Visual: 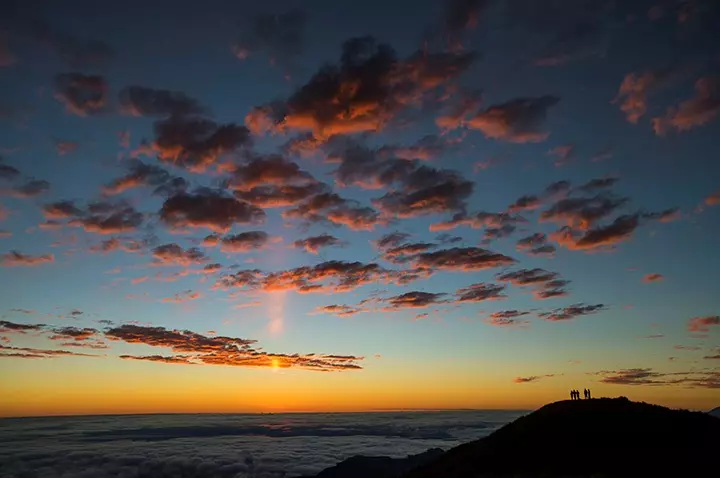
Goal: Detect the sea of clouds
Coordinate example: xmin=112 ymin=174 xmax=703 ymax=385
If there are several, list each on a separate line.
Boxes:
xmin=0 ymin=410 xmax=523 ymax=477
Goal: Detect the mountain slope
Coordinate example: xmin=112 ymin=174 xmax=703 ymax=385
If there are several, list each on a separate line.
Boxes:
xmin=405 ymin=397 xmax=720 ymax=478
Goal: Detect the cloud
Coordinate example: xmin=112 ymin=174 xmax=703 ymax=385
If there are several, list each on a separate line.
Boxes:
xmin=212 ymin=231 xmax=270 ymax=253
xmin=410 ymin=247 xmax=516 ymax=271
xmin=137 ymin=116 xmax=252 ymax=171
xmin=674 ymin=345 xmax=701 ymax=351
xmin=160 ymin=190 xmax=265 ymax=233
xmin=103 ymin=160 xmax=186 ymax=196
xmin=292 ymin=234 xmax=343 ymax=254
xmin=653 ymin=76 xmax=720 ymax=134
xmin=704 ymin=190 xmax=720 ymax=206
xmin=48 ymin=327 xmax=98 ymax=341
xmin=435 ymin=89 xmax=483 ymax=130
xmin=233 ymin=10 xmax=306 ymax=67
xmin=381 ymin=242 xmax=437 ymax=264
xmin=53 ymin=73 xmax=108 ymax=116
xmin=314 ymin=304 xmax=367 ymax=318
xmin=507 ymin=195 xmax=541 ymax=213
xmin=382 ymin=291 xmax=447 ymax=310
xmin=68 ymin=200 xmax=144 ymax=234
xmin=283 ymin=192 xmax=382 ymax=230
xmin=541 ymin=193 xmax=628 ymax=229
xmin=1 ymin=251 xmax=54 ymax=267
xmin=548 ymin=144 xmax=576 ymax=167
xmin=430 ymin=211 xmax=524 ymax=233
xmin=42 ymin=200 xmax=83 ymax=219
xmin=515 ymin=233 xmax=556 ymax=257
xmin=161 ymin=290 xmax=203 ymax=303
xmin=89 ymin=237 xmax=146 ymax=254
xmin=594 ymin=368 xmax=719 ymax=389
xmin=55 ymin=140 xmax=79 ymax=155
xmin=687 ymin=315 xmax=719 ymax=333
xmin=443 ymin=0 xmax=488 ymax=36
xmin=245 ymin=36 xmax=475 ymax=138
xmin=642 ymin=273 xmax=664 ymax=283
xmin=466 ymin=96 xmax=560 ymax=142
xmin=455 ymin=282 xmax=506 ymax=302
xmin=107 ymin=324 xmax=362 ymax=371
xmin=614 ymin=67 xmax=679 ymax=123
xmin=0 ymin=344 xmax=98 ymax=358
xmin=0 ymin=320 xmax=45 ymax=333
xmin=10 ymin=179 xmax=50 ymax=197
xmin=152 ymin=244 xmax=208 ymax=266
xmin=495 ymin=268 xmax=570 ymax=300
xmin=513 ymin=374 xmax=556 ymax=383
xmin=0 ymin=157 xmax=20 ymax=181
xmin=484 ymin=310 xmax=531 ymax=328
xmin=119 ymin=86 xmax=207 ymax=117
xmin=539 ymin=303 xmax=605 ymax=321
xmin=578 ymin=177 xmax=620 ymax=192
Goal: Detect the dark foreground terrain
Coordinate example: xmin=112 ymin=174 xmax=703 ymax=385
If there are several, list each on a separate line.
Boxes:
xmin=305 ymin=397 xmax=720 ymax=478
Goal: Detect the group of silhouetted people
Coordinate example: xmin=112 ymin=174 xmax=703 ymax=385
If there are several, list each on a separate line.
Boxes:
xmin=570 ymin=389 xmax=592 ymax=400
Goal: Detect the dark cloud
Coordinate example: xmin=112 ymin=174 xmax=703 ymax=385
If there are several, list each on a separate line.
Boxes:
xmin=138 ymin=116 xmax=252 ymax=172
xmin=382 ymin=291 xmax=448 ymax=310
xmin=0 ymin=320 xmax=45 ymax=333
xmin=653 ymin=76 xmax=720 ymax=135
xmin=314 ymin=304 xmax=368 ymax=318
xmin=515 ymin=233 xmax=556 ymax=257
xmin=541 ymin=193 xmax=628 ymax=229
xmin=687 ymin=315 xmax=719 ymax=333
xmin=443 ymin=0 xmax=488 ymax=36
xmin=152 ymin=244 xmax=208 ymax=266
xmin=330 ymin=140 xmax=474 ymax=218
xmin=55 ymin=140 xmax=79 ymax=156
xmin=410 ymin=246 xmax=516 ymax=271
xmin=89 ymin=237 xmax=147 ymax=254
xmin=53 ymin=73 xmax=107 ymax=116
xmin=160 ymin=190 xmax=265 ymax=233
xmin=42 ymin=200 xmax=83 ymax=219
xmin=430 ymin=211 xmax=524 ymax=232
xmin=496 ymin=268 xmax=570 ymax=300
xmin=378 ymin=135 xmax=452 ymax=161
xmin=0 ymin=157 xmax=20 ymax=181
xmin=513 ymin=374 xmax=556 ymax=383
xmin=578 ymin=177 xmax=620 ymax=192
xmin=69 ymin=200 xmax=144 ymax=234
xmin=212 ymin=231 xmax=270 ymax=253
xmin=381 ymin=242 xmax=437 ymax=264
xmin=467 ymin=96 xmax=560 ymax=142
xmin=485 ymin=310 xmax=531 ymax=327
xmin=103 ymin=160 xmax=186 ymax=196
xmin=1 ymin=251 xmax=54 ymax=267
xmin=539 ymin=303 xmax=605 ymax=321
xmin=11 ymin=179 xmax=50 ymax=197
xmin=161 ymin=290 xmax=203 ymax=303
xmin=107 ymin=324 xmax=362 ymax=371
xmin=48 ymin=326 xmax=98 ymax=341
xmin=455 ymin=282 xmax=506 ymax=302
xmin=233 ymin=10 xmax=306 ymax=67
xmin=594 ymin=368 xmax=720 ymax=389
xmin=119 ymin=86 xmax=207 ymax=117
xmin=292 ymin=234 xmax=343 ymax=254
xmin=283 ymin=192 xmax=382 ymax=230
xmin=374 ymin=232 xmax=412 ymax=250
xmin=0 ymin=344 xmax=98 ymax=358
xmin=246 ymin=36 xmax=475 ymax=138
xmin=507 ymin=195 xmax=541 ymax=213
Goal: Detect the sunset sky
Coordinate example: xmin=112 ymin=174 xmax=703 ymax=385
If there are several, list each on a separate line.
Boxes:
xmin=0 ymin=0 xmax=718 ymax=417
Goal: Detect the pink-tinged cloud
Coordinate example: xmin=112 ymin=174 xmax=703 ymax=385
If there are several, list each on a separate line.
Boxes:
xmin=455 ymin=282 xmax=506 ymax=302
xmin=687 ymin=315 xmax=719 ymax=333
xmin=614 ymin=67 xmax=678 ymax=123
xmin=161 ymin=290 xmax=203 ymax=303
xmin=642 ymin=273 xmax=664 ymax=283
xmin=653 ymin=77 xmax=720 ymax=135
xmin=42 ymin=200 xmax=83 ymax=219
xmin=55 ymin=140 xmax=79 ymax=155
xmin=410 ymin=247 xmax=516 ymax=271
xmin=292 ymin=234 xmax=343 ymax=254
xmin=484 ymin=310 xmax=531 ymax=328
xmin=539 ymin=303 xmax=605 ymax=321
xmin=1 ymin=251 xmax=54 ymax=267
xmin=152 ymin=243 xmax=208 ymax=267
xmin=466 ymin=96 xmax=560 ymax=143
xmin=53 ymin=73 xmax=108 ymax=116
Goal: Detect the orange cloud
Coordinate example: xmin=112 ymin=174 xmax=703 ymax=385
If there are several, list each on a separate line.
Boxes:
xmin=687 ymin=316 xmax=719 ymax=333
xmin=642 ymin=273 xmax=664 ymax=283
xmin=1 ymin=251 xmax=54 ymax=267
xmin=466 ymin=96 xmax=560 ymax=142
xmin=653 ymin=77 xmax=720 ymax=135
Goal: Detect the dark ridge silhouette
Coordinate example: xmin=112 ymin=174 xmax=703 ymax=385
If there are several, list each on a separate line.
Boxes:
xmin=299 ymin=448 xmax=444 ymax=478
xmin=403 ymin=397 xmax=720 ymax=478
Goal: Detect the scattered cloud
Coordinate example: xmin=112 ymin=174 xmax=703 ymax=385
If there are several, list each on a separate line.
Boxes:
xmin=642 ymin=273 xmax=664 ymax=283
xmin=161 ymin=290 xmax=203 ymax=303
xmin=484 ymin=310 xmax=531 ymax=328
xmin=53 ymin=73 xmax=107 ymax=116
xmin=614 ymin=67 xmax=679 ymax=123
xmin=1 ymin=251 xmax=54 ymax=267
xmin=152 ymin=244 xmax=208 ymax=266
xmin=292 ymin=234 xmax=343 ymax=254
xmin=539 ymin=303 xmax=605 ymax=321
xmin=467 ymin=96 xmax=560 ymax=142
xmin=687 ymin=315 xmax=719 ymax=333
xmin=119 ymin=86 xmax=207 ymax=117
xmin=653 ymin=76 xmax=720 ymax=134
xmin=455 ymin=282 xmax=506 ymax=302
xmin=594 ymin=368 xmax=719 ymax=389
xmin=160 ymin=190 xmax=265 ymax=233
xmin=513 ymin=374 xmax=556 ymax=383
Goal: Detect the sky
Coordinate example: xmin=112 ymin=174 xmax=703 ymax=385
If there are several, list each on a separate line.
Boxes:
xmin=0 ymin=0 xmax=718 ymax=417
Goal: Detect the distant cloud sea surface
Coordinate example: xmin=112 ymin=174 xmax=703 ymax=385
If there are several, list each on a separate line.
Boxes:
xmin=0 ymin=411 xmax=522 ymax=477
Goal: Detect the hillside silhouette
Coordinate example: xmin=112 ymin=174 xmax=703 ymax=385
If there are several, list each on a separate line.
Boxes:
xmin=403 ymin=397 xmax=720 ymax=478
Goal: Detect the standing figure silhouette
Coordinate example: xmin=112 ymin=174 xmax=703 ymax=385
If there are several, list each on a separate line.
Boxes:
xmin=588 ymin=389 xmax=592 ymax=399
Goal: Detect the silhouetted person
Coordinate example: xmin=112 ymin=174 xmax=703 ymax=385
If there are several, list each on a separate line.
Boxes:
xmin=587 ymin=389 xmax=592 ymax=399
xmin=583 ymin=389 xmax=588 ymax=399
